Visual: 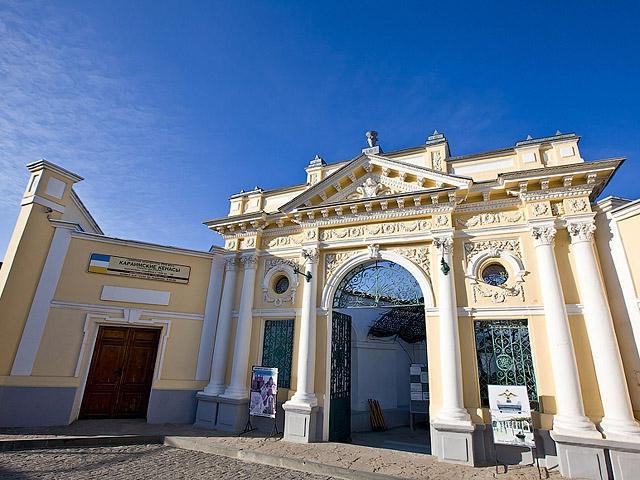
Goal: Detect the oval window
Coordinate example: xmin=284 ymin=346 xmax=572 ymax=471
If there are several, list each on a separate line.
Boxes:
xmin=274 ymin=275 xmax=290 ymax=294
xmin=481 ymin=263 xmax=508 ymax=286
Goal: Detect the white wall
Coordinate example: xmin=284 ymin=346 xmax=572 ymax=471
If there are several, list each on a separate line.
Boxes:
xmin=334 ymin=307 xmax=428 ymax=431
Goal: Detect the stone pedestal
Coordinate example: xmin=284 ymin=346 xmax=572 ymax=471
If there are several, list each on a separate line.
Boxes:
xmin=430 ymin=422 xmax=476 ymax=466
xmin=552 ymin=433 xmax=608 ymax=480
xmin=282 ymin=402 xmax=319 ymax=443
xmin=194 ymin=392 xmax=219 ymax=429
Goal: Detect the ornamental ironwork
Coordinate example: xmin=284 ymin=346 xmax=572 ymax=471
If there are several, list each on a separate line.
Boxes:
xmin=261 ymin=319 xmax=294 ymax=388
xmin=474 ymin=320 xmax=539 ymax=410
xmin=333 ymin=260 xmax=424 ymax=308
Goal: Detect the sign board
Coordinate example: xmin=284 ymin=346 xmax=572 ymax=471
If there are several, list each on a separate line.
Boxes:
xmin=409 ymin=363 xmax=429 ymax=414
xmin=488 ymin=385 xmax=535 ymax=447
xmin=88 ymin=253 xmax=191 ymax=284
xmin=249 ymin=366 xmax=278 ymax=418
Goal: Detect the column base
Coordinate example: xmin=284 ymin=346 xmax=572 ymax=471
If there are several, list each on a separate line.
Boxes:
xmin=552 ymin=414 xmax=602 ymax=439
xmin=430 ymin=421 xmax=477 ymax=466
xmin=201 ymin=383 xmax=225 ymax=397
xmin=220 ymin=385 xmax=249 ymax=400
xmin=194 ymin=393 xmax=248 ymax=433
xmin=282 ymin=401 xmax=319 ymax=443
xmin=600 ymin=416 xmax=640 ymax=442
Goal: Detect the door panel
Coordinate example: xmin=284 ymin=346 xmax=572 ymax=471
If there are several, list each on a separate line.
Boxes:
xmin=80 ymin=326 xmax=160 ymax=419
xmin=329 ymin=311 xmax=352 ymax=442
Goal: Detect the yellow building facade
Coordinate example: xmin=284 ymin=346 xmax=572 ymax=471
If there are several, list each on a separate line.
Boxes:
xmin=2 ymin=131 xmax=640 ymax=479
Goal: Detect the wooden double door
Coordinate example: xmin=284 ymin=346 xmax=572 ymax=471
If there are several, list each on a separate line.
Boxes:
xmin=80 ymin=326 xmax=160 ymax=419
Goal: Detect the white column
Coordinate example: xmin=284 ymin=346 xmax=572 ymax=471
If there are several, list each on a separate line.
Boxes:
xmin=288 ymin=248 xmax=319 ymax=407
xmin=11 ymin=224 xmax=73 ymax=375
xmin=567 ymin=217 xmax=640 ymax=441
xmin=202 ymin=257 xmax=238 ymax=395
xmin=196 ymin=255 xmax=225 ymax=381
xmin=222 ymin=253 xmax=257 ymax=399
xmin=433 ymin=233 xmax=472 ymax=426
xmin=529 ymin=221 xmax=599 ymax=438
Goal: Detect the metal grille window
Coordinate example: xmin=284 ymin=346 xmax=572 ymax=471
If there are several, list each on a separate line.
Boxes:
xmin=333 ymin=260 xmax=424 ymax=308
xmin=474 ymin=320 xmax=539 ymax=410
xmin=261 ymin=319 xmax=294 ymax=389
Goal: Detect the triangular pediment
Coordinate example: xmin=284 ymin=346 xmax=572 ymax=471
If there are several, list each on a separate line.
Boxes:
xmin=280 ymin=152 xmax=471 ymax=213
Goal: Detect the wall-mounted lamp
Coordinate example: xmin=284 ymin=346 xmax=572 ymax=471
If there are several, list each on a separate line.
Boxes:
xmin=293 ymin=266 xmax=312 ymax=283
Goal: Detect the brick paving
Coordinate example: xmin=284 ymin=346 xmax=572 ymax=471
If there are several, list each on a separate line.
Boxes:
xmin=0 ymin=444 xmax=336 ymax=480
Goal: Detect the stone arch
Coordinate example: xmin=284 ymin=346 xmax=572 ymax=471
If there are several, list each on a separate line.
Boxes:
xmin=465 ymin=247 xmax=526 ymax=283
xmin=320 ymin=247 xmax=435 ymax=441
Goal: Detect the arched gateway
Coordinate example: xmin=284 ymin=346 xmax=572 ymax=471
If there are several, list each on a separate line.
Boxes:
xmin=321 ymin=251 xmax=434 ymax=445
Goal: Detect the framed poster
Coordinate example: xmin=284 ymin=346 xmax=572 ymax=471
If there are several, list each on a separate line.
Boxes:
xmin=488 ymin=385 xmax=535 ymax=447
xmin=249 ymin=366 xmax=278 ymax=418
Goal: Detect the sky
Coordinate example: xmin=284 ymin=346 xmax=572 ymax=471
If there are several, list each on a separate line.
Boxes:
xmin=1 ymin=1 xmax=639 ymax=255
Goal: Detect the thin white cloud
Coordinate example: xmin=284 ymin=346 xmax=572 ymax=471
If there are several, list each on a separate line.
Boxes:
xmin=0 ymin=1 xmax=212 ymax=254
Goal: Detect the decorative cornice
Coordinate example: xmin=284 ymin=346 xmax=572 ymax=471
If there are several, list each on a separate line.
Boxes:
xmin=455 ymin=198 xmax=521 ymax=213
xmin=516 ymin=184 xmax=594 ymax=202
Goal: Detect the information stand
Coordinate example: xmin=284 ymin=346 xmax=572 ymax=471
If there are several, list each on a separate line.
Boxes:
xmin=240 ymin=366 xmax=279 ymax=436
xmin=409 ymin=363 xmax=429 ymax=430
xmin=488 ymin=385 xmax=546 ymax=479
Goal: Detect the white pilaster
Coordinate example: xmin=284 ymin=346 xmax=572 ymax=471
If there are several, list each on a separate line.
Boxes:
xmin=287 ymin=248 xmax=319 ymax=407
xmin=221 ymin=253 xmax=257 ymax=399
xmin=566 ymin=217 xmax=640 ymax=441
xmin=11 ymin=223 xmax=74 ymax=375
xmin=432 ymin=232 xmax=472 ymax=426
xmin=529 ymin=221 xmax=599 ymax=438
xmin=202 ymin=256 xmax=238 ymax=395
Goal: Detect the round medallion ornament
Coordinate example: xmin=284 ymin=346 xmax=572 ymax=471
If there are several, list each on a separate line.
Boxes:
xmin=496 ymin=354 xmax=513 ymax=371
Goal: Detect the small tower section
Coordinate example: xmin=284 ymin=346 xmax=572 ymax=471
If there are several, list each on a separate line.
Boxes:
xmin=425 ymin=130 xmax=450 ymax=173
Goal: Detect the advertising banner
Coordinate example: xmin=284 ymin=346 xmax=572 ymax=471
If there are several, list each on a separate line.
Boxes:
xmin=249 ymin=366 xmax=278 ymax=418
xmin=488 ymin=385 xmax=535 ymax=447
xmin=88 ymin=253 xmax=191 ymax=284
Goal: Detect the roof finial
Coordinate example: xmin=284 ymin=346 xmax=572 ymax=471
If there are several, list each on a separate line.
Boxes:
xmin=308 ymin=154 xmax=326 ymax=167
xmin=526 ymin=134 xmax=533 ymax=140
xmin=366 ymin=130 xmax=378 ymax=148
xmin=555 ymin=129 xmax=562 ymax=135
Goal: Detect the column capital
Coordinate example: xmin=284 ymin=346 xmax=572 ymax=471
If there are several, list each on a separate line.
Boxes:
xmin=433 ymin=233 xmax=454 ymax=254
xmin=224 ymin=256 xmax=239 ymax=271
xmin=239 ymin=253 xmax=258 ymax=269
xmin=566 ymin=218 xmax=596 ymax=244
xmin=529 ymin=222 xmax=557 ymax=247
xmin=301 ymin=247 xmax=319 ymax=264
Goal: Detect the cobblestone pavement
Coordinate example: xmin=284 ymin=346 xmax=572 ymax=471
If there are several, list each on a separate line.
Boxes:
xmin=0 ymin=445 xmax=336 ymax=480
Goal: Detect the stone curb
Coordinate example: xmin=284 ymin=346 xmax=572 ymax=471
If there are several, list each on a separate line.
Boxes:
xmin=164 ymin=436 xmax=403 ymax=480
xmin=0 ymin=435 xmax=164 ymax=452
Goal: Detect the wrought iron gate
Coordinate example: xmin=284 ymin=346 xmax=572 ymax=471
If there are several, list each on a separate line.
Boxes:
xmin=474 ymin=319 xmax=539 ymax=410
xmin=329 ymin=311 xmax=352 ymax=442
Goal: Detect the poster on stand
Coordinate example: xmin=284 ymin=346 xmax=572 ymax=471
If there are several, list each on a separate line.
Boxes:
xmin=249 ymin=366 xmax=278 ymax=418
xmin=488 ymin=385 xmax=535 ymax=447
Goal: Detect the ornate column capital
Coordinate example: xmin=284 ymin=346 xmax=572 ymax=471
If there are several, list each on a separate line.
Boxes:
xmin=530 ymin=224 xmax=557 ymax=247
xmin=301 ymin=247 xmax=319 ymax=264
xmin=367 ymin=243 xmax=381 ymax=259
xmin=240 ymin=253 xmax=258 ymax=269
xmin=224 ymin=256 xmax=238 ymax=272
xmin=433 ymin=234 xmax=454 ymax=254
xmin=567 ymin=219 xmax=596 ymax=244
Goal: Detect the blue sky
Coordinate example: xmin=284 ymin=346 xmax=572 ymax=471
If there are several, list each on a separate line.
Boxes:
xmin=1 ymin=1 xmax=639 ymax=254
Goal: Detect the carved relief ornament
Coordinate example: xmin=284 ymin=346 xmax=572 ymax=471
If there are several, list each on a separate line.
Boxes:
xmin=567 ymin=220 xmax=596 ymax=243
xmin=530 ymin=225 xmax=557 ymax=246
xmin=456 ymin=211 xmax=523 ymax=228
xmin=433 ymin=235 xmax=454 ymax=254
xmin=320 ymin=219 xmax=432 ymax=241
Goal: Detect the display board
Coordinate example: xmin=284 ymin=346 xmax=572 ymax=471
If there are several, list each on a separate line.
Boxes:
xmin=409 ymin=363 xmax=429 ymax=414
xmin=488 ymin=385 xmax=535 ymax=447
xmin=249 ymin=366 xmax=278 ymax=418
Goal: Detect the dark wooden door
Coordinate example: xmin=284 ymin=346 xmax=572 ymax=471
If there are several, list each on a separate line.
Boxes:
xmin=80 ymin=326 xmax=160 ymax=419
xmin=329 ymin=311 xmax=351 ymax=442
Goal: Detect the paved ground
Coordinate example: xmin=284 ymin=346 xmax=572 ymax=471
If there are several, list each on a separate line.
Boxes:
xmin=0 ymin=420 xmax=559 ymax=479
xmin=0 ymin=444 xmax=336 ymax=480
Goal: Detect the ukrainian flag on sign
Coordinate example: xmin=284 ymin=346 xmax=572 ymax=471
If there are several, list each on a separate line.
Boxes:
xmin=88 ymin=253 xmax=110 ymax=273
